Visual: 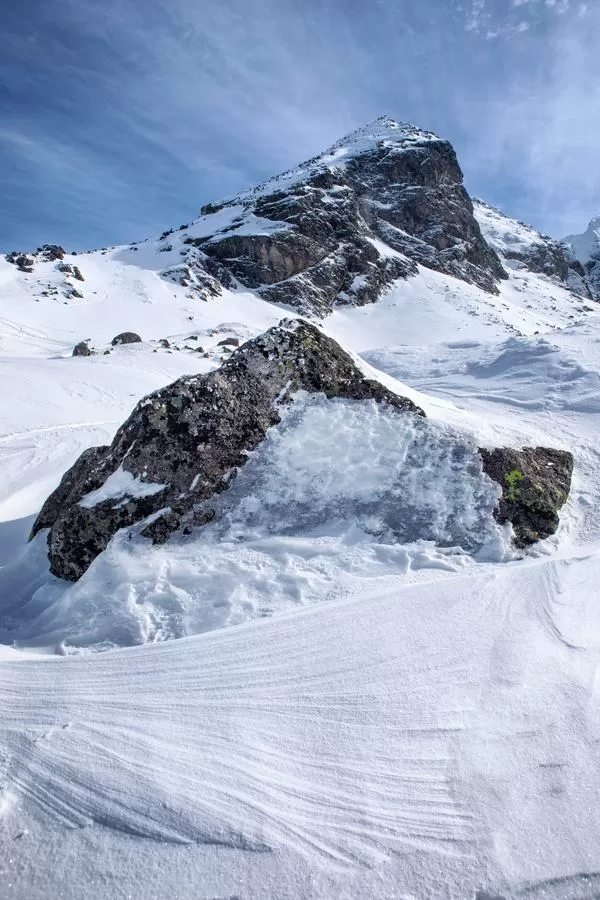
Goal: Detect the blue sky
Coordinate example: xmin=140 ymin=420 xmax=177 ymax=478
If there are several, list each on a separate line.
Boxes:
xmin=1 ymin=0 xmax=598 ymax=250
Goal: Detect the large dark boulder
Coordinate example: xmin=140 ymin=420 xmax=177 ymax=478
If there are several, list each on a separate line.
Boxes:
xmin=479 ymin=446 xmax=573 ymax=546
xmin=111 ymin=332 xmax=142 ymax=346
xmin=72 ymin=341 xmax=91 ymax=357
xmin=31 ymin=320 xmax=424 ymax=581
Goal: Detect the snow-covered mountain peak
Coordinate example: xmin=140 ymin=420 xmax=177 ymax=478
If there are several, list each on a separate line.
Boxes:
xmin=562 ymin=217 xmax=600 ymax=299
xmin=182 ymin=117 xmax=506 ymax=309
xmin=320 ymin=114 xmax=440 ymax=157
xmin=563 ymin=216 xmax=600 ymax=263
xmin=217 ymin=116 xmax=441 ymax=209
xmin=473 ymin=198 xmax=599 ymax=299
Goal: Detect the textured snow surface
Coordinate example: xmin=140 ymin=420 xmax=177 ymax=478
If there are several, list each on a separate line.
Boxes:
xmin=473 ymin=198 xmax=552 ymax=256
xmin=4 ymin=545 xmax=600 ymax=899
xmin=2 ymin=206 xmax=600 ymax=897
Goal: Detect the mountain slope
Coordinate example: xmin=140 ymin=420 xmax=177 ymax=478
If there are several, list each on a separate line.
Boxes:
xmin=3 ymin=118 xmax=600 ymax=899
xmin=473 ymin=197 xmax=600 ymax=302
xmin=564 ymin=215 xmax=600 ymax=262
xmin=4 ymin=117 xmax=507 ymax=321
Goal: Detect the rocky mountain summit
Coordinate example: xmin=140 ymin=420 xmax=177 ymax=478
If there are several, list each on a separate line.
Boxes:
xmin=32 ymin=320 xmax=572 ymax=581
xmin=150 ymin=118 xmax=598 ymax=313
xmin=176 ymin=117 xmax=506 ymax=315
xmin=7 ymin=117 xmax=597 ymax=318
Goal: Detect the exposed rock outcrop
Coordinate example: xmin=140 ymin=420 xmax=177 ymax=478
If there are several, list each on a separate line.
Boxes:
xmin=31 ymin=320 xmax=424 ymax=580
xmin=33 ymin=320 xmax=574 ymax=579
xmin=59 ymin=263 xmax=85 ymax=281
xmin=111 ymin=332 xmax=142 ymax=346
xmin=37 ymin=244 xmax=66 ymax=262
xmin=72 ymin=341 xmax=92 ymax=357
xmin=479 ymin=446 xmax=573 ymax=546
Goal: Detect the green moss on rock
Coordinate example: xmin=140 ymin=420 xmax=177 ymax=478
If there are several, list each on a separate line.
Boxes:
xmin=479 ymin=447 xmax=573 ymax=547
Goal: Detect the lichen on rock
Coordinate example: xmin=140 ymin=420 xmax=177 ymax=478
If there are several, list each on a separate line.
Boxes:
xmin=479 ymin=446 xmax=573 ymax=546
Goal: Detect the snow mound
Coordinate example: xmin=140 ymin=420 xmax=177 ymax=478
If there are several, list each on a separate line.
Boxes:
xmin=365 ymin=334 xmax=600 ymax=413
xmin=0 ymin=395 xmax=509 ymax=651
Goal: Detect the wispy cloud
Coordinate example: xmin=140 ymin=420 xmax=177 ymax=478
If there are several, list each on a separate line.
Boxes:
xmin=459 ymin=1 xmax=600 ymax=235
xmin=462 ymin=0 xmax=583 ymax=36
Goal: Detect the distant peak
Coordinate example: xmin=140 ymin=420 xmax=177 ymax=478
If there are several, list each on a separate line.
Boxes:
xmin=563 ymin=215 xmax=600 ymax=263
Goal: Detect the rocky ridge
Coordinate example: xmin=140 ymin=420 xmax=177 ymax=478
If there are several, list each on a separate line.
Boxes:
xmin=563 ymin=216 xmax=600 ymax=300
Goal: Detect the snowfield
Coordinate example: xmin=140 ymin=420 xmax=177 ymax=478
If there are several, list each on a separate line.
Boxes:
xmin=2 ymin=220 xmax=600 ymax=897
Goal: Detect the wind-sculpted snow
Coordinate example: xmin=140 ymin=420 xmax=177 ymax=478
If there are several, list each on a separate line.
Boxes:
xmin=0 ymin=571 xmax=487 ymax=868
xmin=4 ymin=544 xmax=600 ymax=898
xmin=365 ymin=333 xmax=600 ymax=414
xmin=0 ymin=395 xmax=509 ymax=650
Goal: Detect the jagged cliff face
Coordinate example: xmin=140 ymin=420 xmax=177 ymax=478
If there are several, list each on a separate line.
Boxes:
xmin=176 ymin=117 xmax=506 ymax=316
